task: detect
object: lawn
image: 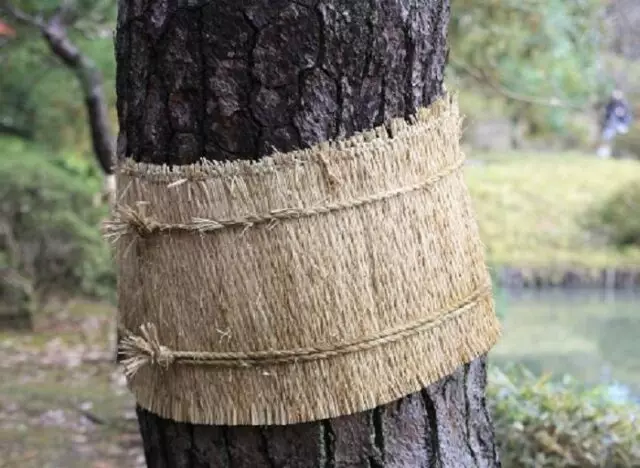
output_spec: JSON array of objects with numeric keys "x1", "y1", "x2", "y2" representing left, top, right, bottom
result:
[{"x1": 465, "y1": 151, "x2": 640, "y2": 269}]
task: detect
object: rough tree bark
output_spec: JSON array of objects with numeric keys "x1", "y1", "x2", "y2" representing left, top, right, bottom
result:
[{"x1": 115, "y1": 1, "x2": 500, "y2": 467}]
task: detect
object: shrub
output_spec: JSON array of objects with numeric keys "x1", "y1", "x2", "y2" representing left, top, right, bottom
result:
[
  {"x1": 489, "y1": 366, "x2": 640, "y2": 467},
  {"x1": 586, "y1": 180, "x2": 640, "y2": 248},
  {"x1": 0, "y1": 267, "x2": 34, "y2": 330},
  {"x1": 0, "y1": 138, "x2": 115, "y2": 299}
]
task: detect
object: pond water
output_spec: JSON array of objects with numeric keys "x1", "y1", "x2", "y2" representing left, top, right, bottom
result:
[{"x1": 490, "y1": 287, "x2": 640, "y2": 402}]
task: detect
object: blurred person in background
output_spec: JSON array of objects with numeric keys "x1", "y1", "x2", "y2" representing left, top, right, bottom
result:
[{"x1": 597, "y1": 89, "x2": 633, "y2": 158}]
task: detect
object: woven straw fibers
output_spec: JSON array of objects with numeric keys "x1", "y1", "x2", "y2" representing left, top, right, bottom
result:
[{"x1": 107, "y1": 95, "x2": 501, "y2": 426}]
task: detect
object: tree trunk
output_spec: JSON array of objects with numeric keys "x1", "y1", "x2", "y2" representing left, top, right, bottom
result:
[{"x1": 115, "y1": 1, "x2": 500, "y2": 467}]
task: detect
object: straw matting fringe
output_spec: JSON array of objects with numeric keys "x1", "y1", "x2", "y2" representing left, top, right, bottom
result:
[{"x1": 108, "y1": 94, "x2": 501, "y2": 426}]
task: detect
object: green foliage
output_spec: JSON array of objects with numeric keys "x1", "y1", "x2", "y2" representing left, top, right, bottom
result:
[
  {"x1": 0, "y1": 267, "x2": 34, "y2": 329},
  {"x1": 490, "y1": 366, "x2": 640, "y2": 467},
  {"x1": 0, "y1": 138, "x2": 115, "y2": 299},
  {"x1": 0, "y1": 1, "x2": 116, "y2": 152},
  {"x1": 449, "y1": 0, "x2": 608, "y2": 136},
  {"x1": 586, "y1": 180, "x2": 640, "y2": 248}
]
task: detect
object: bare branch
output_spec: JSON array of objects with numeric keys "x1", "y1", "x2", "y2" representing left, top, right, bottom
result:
[{"x1": 42, "y1": 16, "x2": 82, "y2": 67}]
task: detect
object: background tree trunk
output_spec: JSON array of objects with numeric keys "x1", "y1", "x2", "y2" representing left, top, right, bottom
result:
[
  {"x1": 4, "y1": 3, "x2": 116, "y2": 176},
  {"x1": 3, "y1": 3, "x2": 117, "y2": 204},
  {"x1": 41, "y1": 14, "x2": 115, "y2": 176},
  {"x1": 115, "y1": 1, "x2": 500, "y2": 466}
]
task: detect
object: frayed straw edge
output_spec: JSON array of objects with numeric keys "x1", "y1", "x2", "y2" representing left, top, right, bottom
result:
[
  {"x1": 128, "y1": 298, "x2": 501, "y2": 426},
  {"x1": 115, "y1": 94, "x2": 461, "y2": 183}
]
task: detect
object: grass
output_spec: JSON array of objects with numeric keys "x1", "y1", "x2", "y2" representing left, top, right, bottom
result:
[{"x1": 465, "y1": 151, "x2": 640, "y2": 269}]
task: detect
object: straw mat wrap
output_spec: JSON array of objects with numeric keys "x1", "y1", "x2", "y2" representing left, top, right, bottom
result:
[{"x1": 105, "y1": 95, "x2": 501, "y2": 426}]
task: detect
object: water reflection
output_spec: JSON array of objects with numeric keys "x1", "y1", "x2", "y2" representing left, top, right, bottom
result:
[{"x1": 490, "y1": 287, "x2": 640, "y2": 403}]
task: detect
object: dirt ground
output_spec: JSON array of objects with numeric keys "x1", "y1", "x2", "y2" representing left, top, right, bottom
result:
[{"x1": 0, "y1": 299, "x2": 145, "y2": 468}]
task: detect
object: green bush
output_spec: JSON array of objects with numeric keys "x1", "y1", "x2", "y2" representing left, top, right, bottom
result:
[
  {"x1": 0, "y1": 267, "x2": 34, "y2": 330},
  {"x1": 0, "y1": 138, "x2": 115, "y2": 299},
  {"x1": 586, "y1": 180, "x2": 640, "y2": 248},
  {"x1": 490, "y1": 366, "x2": 640, "y2": 467},
  {"x1": 449, "y1": 0, "x2": 606, "y2": 138}
]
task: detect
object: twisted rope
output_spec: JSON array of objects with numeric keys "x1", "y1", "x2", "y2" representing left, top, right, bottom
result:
[
  {"x1": 119, "y1": 282, "x2": 492, "y2": 378},
  {"x1": 104, "y1": 156, "x2": 465, "y2": 241}
]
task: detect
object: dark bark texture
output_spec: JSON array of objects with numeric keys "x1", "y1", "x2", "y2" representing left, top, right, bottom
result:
[{"x1": 115, "y1": 1, "x2": 500, "y2": 467}]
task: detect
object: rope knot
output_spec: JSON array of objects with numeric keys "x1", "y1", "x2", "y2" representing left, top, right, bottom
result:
[
  {"x1": 103, "y1": 205, "x2": 158, "y2": 242},
  {"x1": 150, "y1": 343, "x2": 174, "y2": 368},
  {"x1": 124, "y1": 208, "x2": 157, "y2": 237},
  {"x1": 120, "y1": 323, "x2": 175, "y2": 378}
]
